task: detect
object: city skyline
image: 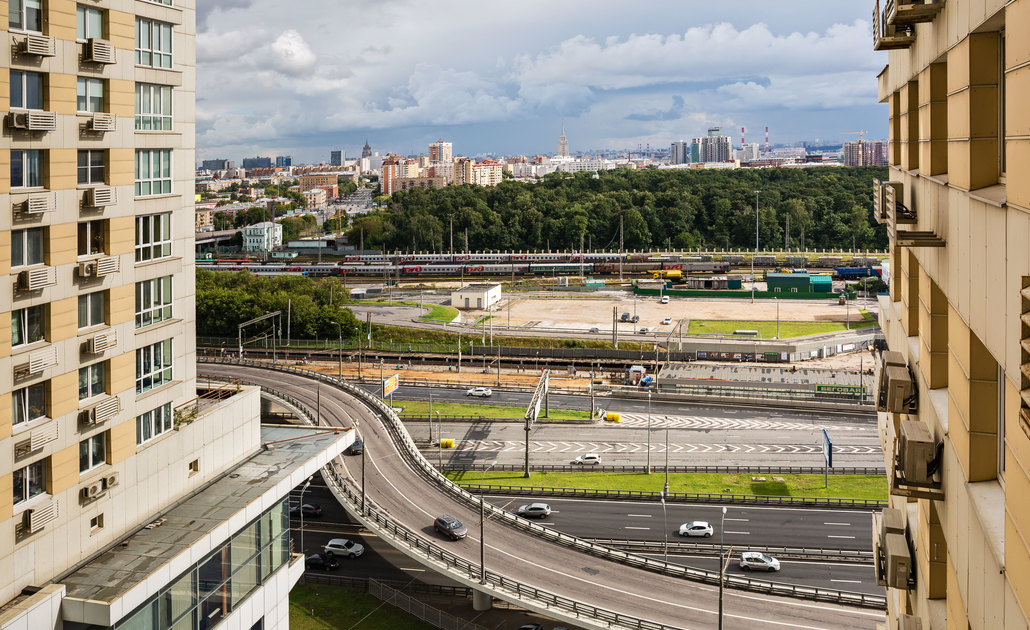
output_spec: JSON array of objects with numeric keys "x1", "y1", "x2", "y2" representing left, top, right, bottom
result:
[{"x1": 197, "y1": 1, "x2": 887, "y2": 163}]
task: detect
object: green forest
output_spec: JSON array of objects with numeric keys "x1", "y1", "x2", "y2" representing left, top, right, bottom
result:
[{"x1": 350, "y1": 166, "x2": 888, "y2": 253}]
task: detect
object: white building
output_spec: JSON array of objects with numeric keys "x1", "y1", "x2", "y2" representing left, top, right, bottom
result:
[
  {"x1": 244, "y1": 221, "x2": 284, "y2": 254},
  {"x1": 670, "y1": 141, "x2": 690, "y2": 164},
  {"x1": 451, "y1": 283, "x2": 502, "y2": 310},
  {"x1": 735, "y1": 143, "x2": 761, "y2": 162}
]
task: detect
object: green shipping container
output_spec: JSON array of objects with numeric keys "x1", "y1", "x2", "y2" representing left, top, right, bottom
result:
[{"x1": 810, "y1": 276, "x2": 833, "y2": 293}]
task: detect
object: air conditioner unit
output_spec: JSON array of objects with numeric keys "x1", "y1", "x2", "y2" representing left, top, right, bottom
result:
[
  {"x1": 86, "y1": 39, "x2": 116, "y2": 64},
  {"x1": 899, "y1": 614, "x2": 923, "y2": 630},
  {"x1": 80, "y1": 482, "x2": 106, "y2": 501},
  {"x1": 88, "y1": 396, "x2": 120, "y2": 423},
  {"x1": 96, "y1": 256, "x2": 120, "y2": 276},
  {"x1": 24, "y1": 500, "x2": 58, "y2": 533},
  {"x1": 19, "y1": 267, "x2": 57, "y2": 291},
  {"x1": 25, "y1": 192, "x2": 57, "y2": 213},
  {"x1": 28, "y1": 421, "x2": 59, "y2": 450},
  {"x1": 881, "y1": 507, "x2": 906, "y2": 537},
  {"x1": 87, "y1": 331, "x2": 117, "y2": 354},
  {"x1": 899, "y1": 420, "x2": 936, "y2": 483},
  {"x1": 89, "y1": 112, "x2": 116, "y2": 132},
  {"x1": 84, "y1": 186, "x2": 117, "y2": 207},
  {"x1": 25, "y1": 345, "x2": 58, "y2": 375},
  {"x1": 8, "y1": 110, "x2": 57, "y2": 131},
  {"x1": 23, "y1": 34, "x2": 56, "y2": 57},
  {"x1": 884, "y1": 532, "x2": 913, "y2": 589},
  {"x1": 78, "y1": 261, "x2": 98, "y2": 278},
  {"x1": 104, "y1": 473, "x2": 120, "y2": 489},
  {"x1": 885, "y1": 366, "x2": 915, "y2": 412}
]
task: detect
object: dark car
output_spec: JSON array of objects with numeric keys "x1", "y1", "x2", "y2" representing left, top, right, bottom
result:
[
  {"x1": 518, "y1": 625, "x2": 543, "y2": 630},
  {"x1": 620, "y1": 312, "x2": 630, "y2": 322},
  {"x1": 305, "y1": 554, "x2": 340, "y2": 571},
  {"x1": 289, "y1": 503, "x2": 322, "y2": 517},
  {"x1": 346, "y1": 438, "x2": 364, "y2": 455},
  {"x1": 434, "y1": 514, "x2": 468, "y2": 540}
]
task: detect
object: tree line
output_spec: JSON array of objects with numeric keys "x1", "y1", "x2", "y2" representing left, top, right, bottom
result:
[{"x1": 347, "y1": 166, "x2": 888, "y2": 253}]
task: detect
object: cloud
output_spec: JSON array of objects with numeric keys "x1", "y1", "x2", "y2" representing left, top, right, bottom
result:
[
  {"x1": 197, "y1": 0, "x2": 256, "y2": 30},
  {"x1": 626, "y1": 95, "x2": 685, "y2": 121}
]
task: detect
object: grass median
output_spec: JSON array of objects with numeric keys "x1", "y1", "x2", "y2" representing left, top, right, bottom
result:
[
  {"x1": 687, "y1": 311, "x2": 878, "y2": 339},
  {"x1": 290, "y1": 583, "x2": 435, "y2": 630},
  {"x1": 444, "y1": 470, "x2": 888, "y2": 501},
  {"x1": 397, "y1": 400, "x2": 591, "y2": 421}
]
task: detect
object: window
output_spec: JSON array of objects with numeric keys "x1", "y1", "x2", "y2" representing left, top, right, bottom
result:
[
  {"x1": 79, "y1": 432, "x2": 106, "y2": 473},
  {"x1": 137, "y1": 339, "x2": 173, "y2": 393},
  {"x1": 144, "y1": 0, "x2": 172, "y2": 5},
  {"x1": 136, "y1": 276, "x2": 173, "y2": 328},
  {"x1": 78, "y1": 150, "x2": 106, "y2": 185},
  {"x1": 12, "y1": 228, "x2": 44, "y2": 267},
  {"x1": 136, "y1": 402, "x2": 172, "y2": 445},
  {"x1": 10, "y1": 70, "x2": 44, "y2": 109},
  {"x1": 135, "y1": 18, "x2": 172, "y2": 68},
  {"x1": 189, "y1": 459, "x2": 199, "y2": 475},
  {"x1": 13, "y1": 383, "x2": 47, "y2": 426},
  {"x1": 90, "y1": 514, "x2": 104, "y2": 531},
  {"x1": 12, "y1": 305, "x2": 45, "y2": 347},
  {"x1": 78, "y1": 291, "x2": 106, "y2": 328},
  {"x1": 76, "y1": 5, "x2": 104, "y2": 40},
  {"x1": 135, "y1": 149, "x2": 171, "y2": 196},
  {"x1": 135, "y1": 213, "x2": 172, "y2": 262},
  {"x1": 135, "y1": 83, "x2": 172, "y2": 130},
  {"x1": 11, "y1": 150, "x2": 43, "y2": 188},
  {"x1": 79, "y1": 362, "x2": 106, "y2": 400},
  {"x1": 78, "y1": 219, "x2": 106, "y2": 256},
  {"x1": 13, "y1": 460, "x2": 45, "y2": 505},
  {"x1": 77, "y1": 77, "x2": 105, "y2": 113},
  {"x1": 9, "y1": 0, "x2": 42, "y2": 33}
]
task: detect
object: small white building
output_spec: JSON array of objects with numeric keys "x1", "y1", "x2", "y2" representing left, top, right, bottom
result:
[
  {"x1": 451, "y1": 283, "x2": 501, "y2": 310},
  {"x1": 243, "y1": 221, "x2": 283, "y2": 254}
]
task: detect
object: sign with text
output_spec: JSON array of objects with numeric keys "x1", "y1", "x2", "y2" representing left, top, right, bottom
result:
[
  {"x1": 822, "y1": 428, "x2": 833, "y2": 468},
  {"x1": 383, "y1": 373, "x2": 399, "y2": 398}
]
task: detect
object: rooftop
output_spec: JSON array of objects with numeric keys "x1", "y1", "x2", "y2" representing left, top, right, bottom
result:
[{"x1": 456, "y1": 283, "x2": 502, "y2": 291}]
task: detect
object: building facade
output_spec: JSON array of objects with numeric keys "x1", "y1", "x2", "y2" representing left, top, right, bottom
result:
[
  {"x1": 428, "y1": 139, "x2": 451, "y2": 163},
  {"x1": 691, "y1": 133, "x2": 732, "y2": 163},
  {"x1": 670, "y1": 141, "x2": 689, "y2": 165},
  {"x1": 244, "y1": 222, "x2": 283, "y2": 254},
  {"x1": 329, "y1": 150, "x2": 342, "y2": 166},
  {"x1": 557, "y1": 123, "x2": 569, "y2": 157},
  {"x1": 843, "y1": 140, "x2": 890, "y2": 166},
  {"x1": 871, "y1": 0, "x2": 1030, "y2": 628}
]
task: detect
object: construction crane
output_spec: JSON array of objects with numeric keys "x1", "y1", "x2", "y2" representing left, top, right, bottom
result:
[{"x1": 841, "y1": 130, "x2": 867, "y2": 165}]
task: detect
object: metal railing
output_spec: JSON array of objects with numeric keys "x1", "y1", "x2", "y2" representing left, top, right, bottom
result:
[
  {"x1": 586, "y1": 539, "x2": 873, "y2": 563},
  {"x1": 444, "y1": 463, "x2": 887, "y2": 476},
  {"x1": 199, "y1": 358, "x2": 887, "y2": 614},
  {"x1": 369, "y1": 579, "x2": 490, "y2": 630}
]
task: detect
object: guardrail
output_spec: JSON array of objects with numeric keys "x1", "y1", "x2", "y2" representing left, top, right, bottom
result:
[
  {"x1": 445, "y1": 463, "x2": 887, "y2": 476},
  {"x1": 584, "y1": 539, "x2": 873, "y2": 563},
  {"x1": 200, "y1": 357, "x2": 887, "y2": 613}
]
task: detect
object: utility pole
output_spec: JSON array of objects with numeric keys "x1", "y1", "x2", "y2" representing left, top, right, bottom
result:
[
  {"x1": 619, "y1": 214, "x2": 624, "y2": 282},
  {"x1": 612, "y1": 306, "x2": 618, "y2": 350},
  {"x1": 579, "y1": 232, "x2": 585, "y2": 280},
  {"x1": 752, "y1": 190, "x2": 760, "y2": 303},
  {"x1": 449, "y1": 214, "x2": 454, "y2": 257}
]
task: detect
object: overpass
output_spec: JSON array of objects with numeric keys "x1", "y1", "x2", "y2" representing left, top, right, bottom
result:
[
  {"x1": 195, "y1": 228, "x2": 241, "y2": 249},
  {"x1": 200, "y1": 358, "x2": 885, "y2": 630}
]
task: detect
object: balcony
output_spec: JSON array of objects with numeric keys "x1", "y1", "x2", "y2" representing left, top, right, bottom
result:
[
  {"x1": 873, "y1": 0, "x2": 916, "y2": 50},
  {"x1": 886, "y1": 0, "x2": 945, "y2": 26},
  {"x1": 883, "y1": 181, "x2": 946, "y2": 247}
]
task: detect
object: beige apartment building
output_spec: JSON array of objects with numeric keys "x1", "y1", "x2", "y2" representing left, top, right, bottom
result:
[
  {"x1": 0, "y1": 1, "x2": 350, "y2": 628},
  {"x1": 872, "y1": 0, "x2": 1030, "y2": 628}
]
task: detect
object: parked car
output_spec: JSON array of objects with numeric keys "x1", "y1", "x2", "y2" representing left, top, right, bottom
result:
[
  {"x1": 289, "y1": 503, "x2": 322, "y2": 518},
  {"x1": 638, "y1": 327, "x2": 649, "y2": 334},
  {"x1": 662, "y1": 317, "x2": 672, "y2": 325},
  {"x1": 571, "y1": 453, "x2": 601, "y2": 465},
  {"x1": 620, "y1": 312, "x2": 630, "y2": 322},
  {"x1": 346, "y1": 437, "x2": 363, "y2": 455},
  {"x1": 516, "y1": 503, "x2": 552, "y2": 519},
  {"x1": 434, "y1": 514, "x2": 468, "y2": 540},
  {"x1": 678, "y1": 521, "x2": 714, "y2": 537},
  {"x1": 589, "y1": 327, "x2": 600, "y2": 333},
  {"x1": 660, "y1": 295, "x2": 670, "y2": 304},
  {"x1": 322, "y1": 538, "x2": 364, "y2": 558},
  {"x1": 740, "y1": 552, "x2": 781, "y2": 572},
  {"x1": 631, "y1": 314, "x2": 640, "y2": 323},
  {"x1": 466, "y1": 387, "x2": 493, "y2": 397},
  {"x1": 304, "y1": 554, "x2": 340, "y2": 571}
]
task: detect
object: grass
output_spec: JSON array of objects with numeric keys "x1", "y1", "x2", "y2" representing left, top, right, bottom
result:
[
  {"x1": 444, "y1": 471, "x2": 888, "y2": 501},
  {"x1": 687, "y1": 310, "x2": 878, "y2": 339},
  {"x1": 396, "y1": 399, "x2": 591, "y2": 421},
  {"x1": 372, "y1": 323, "x2": 652, "y2": 351},
  {"x1": 352, "y1": 298, "x2": 460, "y2": 323},
  {"x1": 290, "y1": 583, "x2": 435, "y2": 630}
]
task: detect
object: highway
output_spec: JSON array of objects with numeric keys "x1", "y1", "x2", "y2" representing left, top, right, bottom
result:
[{"x1": 205, "y1": 361, "x2": 883, "y2": 629}]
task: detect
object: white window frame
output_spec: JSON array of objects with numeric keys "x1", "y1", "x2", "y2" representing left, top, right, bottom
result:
[
  {"x1": 135, "y1": 149, "x2": 172, "y2": 196},
  {"x1": 10, "y1": 70, "x2": 44, "y2": 110},
  {"x1": 12, "y1": 304, "x2": 46, "y2": 347},
  {"x1": 76, "y1": 5, "x2": 104, "y2": 40},
  {"x1": 79, "y1": 432, "x2": 106, "y2": 473},
  {"x1": 78, "y1": 291, "x2": 106, "y2": 329},
  {"x1": 13, "y1": 460, "x2": 46, "y2": 506},
  {"x1": 9, "y1": 0, "x2": 43, "y2": 33},
  {"x1": 135, "y1": 83, "x2": 172, "y2": 131},
  {"x1": 77, "y1": 77, "x2": 105, "y2": 113},
  {"x1": 11, "y1": 149, "x2": 44, "y2": 189},
  {"x1": 136, "y1": 276, "x2": 172, "y2": 328},
  {"x1": 12, "y1": 227, "x2": 44, "y2": 267},
  {"x1": 13, "y1": 382, "x2": 47, "y2": 426},
  {"x1": 135, "y1": 213, "x2": 172, "y2": 262},
  {"x1": 135, "y1": 17, "x2": 172, "y2": 68},
  {"x1": 136, "y1": 339, "x2": 173, "y2": 394},
  {"x1": 79, "y1": 362, "x2": 106, "y2": 400},
  {"x1": 136, "y1": 402, "x2": 172, "y2": 445},
  {"x1": 78, "y1": 149, "x2": 106, "y2": 185}
]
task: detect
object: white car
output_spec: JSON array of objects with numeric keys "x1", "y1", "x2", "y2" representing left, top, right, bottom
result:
[
  {"x1": 322, "y1": 538, "x2": 364, "y2": 558},
  {"x1": 660, "y1": 296, "x2": 670, "y2": 304},
  {"x1": 678, "y1": 521, "x2": 714, "y2": 537},
  {"x1": 466, "y1": 387, "x2": 492, "y2": 397},
  {"x1": 571, "y1": 453, "x2": 601, "y2": 465},
  {"x1": 740, "y1": 552, "x2": 781, "y2": 572},
  {"x1": 662, "y1": 317, "x2": 672, "y2": 325},
  {"x1": 516, "y1": 503, "x2": 552, "y2": 518}
]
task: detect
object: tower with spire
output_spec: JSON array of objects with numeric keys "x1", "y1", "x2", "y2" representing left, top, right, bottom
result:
[
  {"x1": 361, "y1": 139, "x2": 372, "y2": 159},
  {"x1": 557, "y1": 123, "x2": 569, "y2": 157}
]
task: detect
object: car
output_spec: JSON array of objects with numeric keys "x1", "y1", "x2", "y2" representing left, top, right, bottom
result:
[
  {"x1": 322, "y1": 538, "x2": 364, "y2": 558},
  {"x1": 638, "y1": 327, "x2": 649, "y2": 334},
  {"x1": 620, "y1": 312, "x2": 630, "y2": 322},
  {"x1": 740, "y1": 551, "x2": 781, "y2": 572},
  {"x1": 571, "y1": 453, "x2": 601, "y2": 465},
  {"x1": 631, "y1": 314, "x2": 640, "y2": 323},
  {"x1": 589, "y1": 327, "x2": 600, "y2": 333},
  {"x1": 345, "y1": 437, "x2": 364, "y2": 455},
  {"x1": 662, "y1": 317, "x2": 673, "y2": 325},
  {"x1": 289, "y1": 503, "x2": 322, "y2": 518},
  {"x1": 466, "y1": 387, "x2": 492, "y2": 397},
  {"x1": 660, "y1": 296, "x2": 670, "y2": 304},
  {"x1": 516, "y1": 503, "x2": 552, "y2": 519},
  {"x1": 518, "y1": 625, "x2": 543, "y2": 630},
  {"x1": 304, "y1": 553, "x2": 340, "y2": 571},
  {"x1": 678, "y1": 521, "x2": 714, "y2": 537},
  {"x1": 434, "y1": 514, "x2": 468, "y2": 540}
]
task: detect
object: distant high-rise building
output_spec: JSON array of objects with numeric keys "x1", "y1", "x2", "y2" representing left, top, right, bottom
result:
[
  {"x1": 842, "y1": 140, "x2": 889, "y2": 166},
  {"x1": 275, "y1": 155, "x2": 292, "y2": 168},
  {"x1": 201, "y1": 158, "x2": 233, "y2": 171},
  {"x1": 692, "y1": 133, "x2": 732, "y2": 163},
  {"x1": 707, "y1": 126, "x2": 723, "y2": 138},
  {"x1": 670, "y1": 141, "x2": 690, "y2": 164},
  {"x1": 557, "y1": 124, "x2": 569, "y2": 157},
  {"x1": 330, "y1": 150, "x2": 343, "y2": 166},
  {"x1": 242, "y1": 156, "x2": 273, "y2": 169},
  {"x1": 429, "y1": 139, "x2": 452, "y2": 163},
  {"x1": 735, "y1": 143, "x2": 761, "y2": 163},
  {"x1": 361, "y1": 140, "x2": 372, "y2": 159}
]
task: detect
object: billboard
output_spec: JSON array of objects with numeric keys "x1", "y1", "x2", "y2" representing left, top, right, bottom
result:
[{"x1": 383, "y1": 373, "x2": 399, "y2": 398}]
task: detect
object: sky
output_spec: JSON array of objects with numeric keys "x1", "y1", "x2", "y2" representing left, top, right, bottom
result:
[{"x1": 196, "y1": 1, "x2": 888, "y2": 164}]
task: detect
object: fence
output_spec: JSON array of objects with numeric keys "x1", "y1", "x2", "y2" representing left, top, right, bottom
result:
[
  {"x1": 369, "y1": 579, "x2": 490, "y2": 630},
  {"x1": 443, "y1": 463, "x2": 887, "y2": 476}
]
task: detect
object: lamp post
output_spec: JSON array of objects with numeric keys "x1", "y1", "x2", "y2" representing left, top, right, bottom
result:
[
  {"x1": 435, "y1": 410, "x2": 442, "y2": 470},
  {"x1": 660, "y1": 490, "x2": 669, "y2": 563},
  {"x1": 299, "y1": 477, "x2": 312, "y2": 557},
  {"x1": 330, "y1": 321, "x2": 342, "y2": 379},
  {"x1": 479, "y1": 462, "x2": 495, "y2": 585},
  {"x1": 719, "y1": 505, "x2": 728, "y2": 630},
  {"x1": 664, "y1": 426, "x2": 670, "y2": 494},
  {"x1": 752, "y1": 190, "x2": 760, "y2": 303},
  {"x1": 646, "y1": 392, "x2": 652, "y2": 474}
]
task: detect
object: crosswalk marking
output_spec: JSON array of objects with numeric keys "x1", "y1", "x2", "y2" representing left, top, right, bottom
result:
[
  {"x1": 611, "y1": 413, "x2": 873, "y2": 432},
  {"x1": 448, "y1": 440, "x2": 882, "y2": 455}
]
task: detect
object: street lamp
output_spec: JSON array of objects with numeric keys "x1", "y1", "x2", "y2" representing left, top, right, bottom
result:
[
  {"x1": 479, "y1": 462, "x2": 496, "y2": 585},
  {"x1": 330, "y1": 320, "x2": 342, "y2": 379},
  {"x1": 660, "y1": 490, "x2": 669, "y2": 563},
  {"x1": 646, "y1": 392, "x2": 652, "y2": 474},
  {"x1": 299, "y1": 477, "x2": 312, "y2": 557},
  {"x1": 435, "y1": 410, "x2": 442, "y2": 471},
  {"x1": 719, "y1": 505, "x2": 728, "y2": 630}
]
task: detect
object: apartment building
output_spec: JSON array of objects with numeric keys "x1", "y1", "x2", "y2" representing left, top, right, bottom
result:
[
  {"x1": 844, "y1": 140, "x2": 890, "y2": 167},
  {"x1": 871, "y1": 0, "x2": 1030, "y2": 628},
  {"x1": 428, "y1": 139, "x2": 451, "y2": 163},
  {"x1": 0, "y1": 1, "x2": 349, "y2": 628}
]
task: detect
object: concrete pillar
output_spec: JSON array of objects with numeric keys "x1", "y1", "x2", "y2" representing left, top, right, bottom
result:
[{"x1": 472, "y1": 589, "x2": 492, "y2": 611}]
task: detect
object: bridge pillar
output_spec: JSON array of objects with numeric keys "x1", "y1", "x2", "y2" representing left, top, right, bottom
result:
[{"x1": 472, "y1": 589, "x2": 492, "y2": 611}]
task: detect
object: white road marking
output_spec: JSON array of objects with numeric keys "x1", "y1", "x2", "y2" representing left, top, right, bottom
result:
[
  {"x1": 725, "y1": 531, "x2": 751, "y2": 535},
  {"x1": 625, "y1": 526, "x2": 651, "y2": 530},
  {"x1": 823, "y1": 522, "x2": 852, "y2": 526},
  {"x1": 830, "y1": 579, "x2": 862, "y2": 584},
  {"x1": 725, "y1": 518, "x2": 750, "y2": 522},
  {"x1": 401, "y1": 568, "x2": 426, "y2": 572},
  {"x1": 628, "y1": 514, "x2": 653, "y2": 517},
  {"x1": 827, "y1": 535, "x2": 856, "y2": 539}
]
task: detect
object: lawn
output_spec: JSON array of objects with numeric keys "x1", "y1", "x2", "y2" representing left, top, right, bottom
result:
[
  {"x1": 372, "y1": 323, "x2": 651, "y2": 351},
  {"x1": 444, "y1": 471, "x2": 888, "y2": 501},
  {"x1": 290, "y1": 583, "x2": 435, "y2": 630},
  {"x1": 354, "y1": 299, "x2": 460, "y2": 323},
  {"x1": 396, "y1": 400, "x2": 591, "y2": 421},
  {"x1": 687, "y1": 310, "x2": 878, "y2": 339}
]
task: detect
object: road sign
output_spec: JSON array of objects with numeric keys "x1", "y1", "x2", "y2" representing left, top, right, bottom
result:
[
  {"x1": 383, "y1": 373, "x2": 399, "y2": 398},
  {"x1": 822, "y1": 428, "x2": 833, "y2": 468}
]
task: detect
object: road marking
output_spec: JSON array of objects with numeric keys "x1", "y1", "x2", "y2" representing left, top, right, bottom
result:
[
  {"x1": 725, "y1": 531, "x2": 751, "y2": 535},
  {"x1": 725, "y1": 518, "x2": 749, "y2": 522},
  {"x1": 823, "y1": 522, "x2": 851, "y2": 526},
  {"x1": 628, "y1": 514, "x2": 653, "y2": 518},
  {"x1": 827, "y1": 535, "x2": 856, "y2": 539},
  {"x1": 625, "y1": 526, "x2": 651, "y2": 530},
  {"x1": 401, "y1": 568, "x2": 426, "y2": 572},
  {"x1": 830, "y1": 579, "x2": 862, "y2": 584}
]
